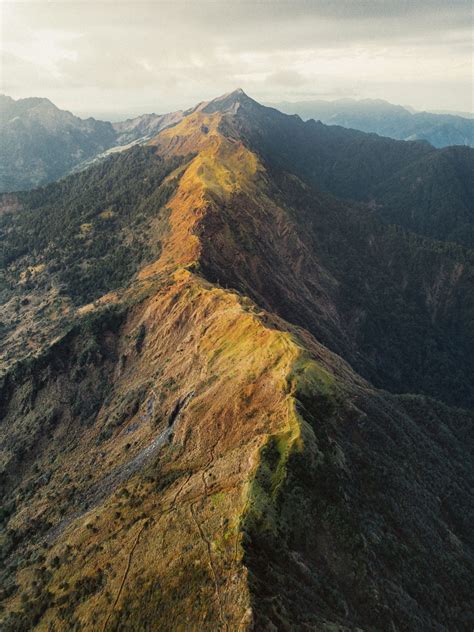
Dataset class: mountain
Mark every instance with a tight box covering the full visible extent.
[0,95,118,192]
[0,90,473,631]
[431,109,474,119]
[0,95,186,192]
[270,97,474,149]
[112,111,185,146]
[237,99,474,249]
[2,92,472,197]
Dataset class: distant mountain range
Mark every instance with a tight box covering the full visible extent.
[0,95,184,192]
[0,95,117,192]
[269,97,473,148]
[1,93,473,193]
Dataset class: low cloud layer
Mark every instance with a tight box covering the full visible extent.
[1,1,472,119]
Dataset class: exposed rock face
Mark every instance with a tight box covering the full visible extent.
[0,91,473,631]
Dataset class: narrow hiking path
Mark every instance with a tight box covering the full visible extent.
[100,409,233,631]
[190,500,228,632]
[101,467,195,631]
[101,519,147,632]
[189,432,229,631]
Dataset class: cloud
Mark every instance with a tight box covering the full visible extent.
[1,1,472,117]
[265,70,307,87]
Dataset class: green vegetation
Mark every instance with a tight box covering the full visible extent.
[233,98,474,247]
[0,146,187,305]
[244,378,474,631]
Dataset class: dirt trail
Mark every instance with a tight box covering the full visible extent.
[188,431,230,631]
[190,501,228,631]
[101,519,147,632]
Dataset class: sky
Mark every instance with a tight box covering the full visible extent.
[0,0,472,120]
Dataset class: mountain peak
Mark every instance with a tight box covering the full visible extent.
[194,88,260,115]
[229,87,246,96]
[211,87,251,102]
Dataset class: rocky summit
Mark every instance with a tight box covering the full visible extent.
[0,91,473,631]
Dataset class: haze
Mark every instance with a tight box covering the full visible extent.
[1,0,472,120]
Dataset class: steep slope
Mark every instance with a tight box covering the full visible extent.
[0,95,186,192]
[235,93,474,249]
[157,92,473,408]
[271,97,474,148]
[199,162,474,407]
[112,111,184,146]
[0,95,117,192]
[371,145,474,246]
[0,91,473,631]
[0,270,308,631]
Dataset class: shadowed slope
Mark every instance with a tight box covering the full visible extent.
[226,91,474,249]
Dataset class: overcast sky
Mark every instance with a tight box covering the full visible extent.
[1,0,472,120]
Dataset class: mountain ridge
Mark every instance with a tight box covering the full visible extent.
[2,90,472,193]
[0,90,473,631]
[0,94,117,192]
[269,96,474,148]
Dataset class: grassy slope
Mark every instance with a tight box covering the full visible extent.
[1,268,308,630]
[0,115,312,630]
